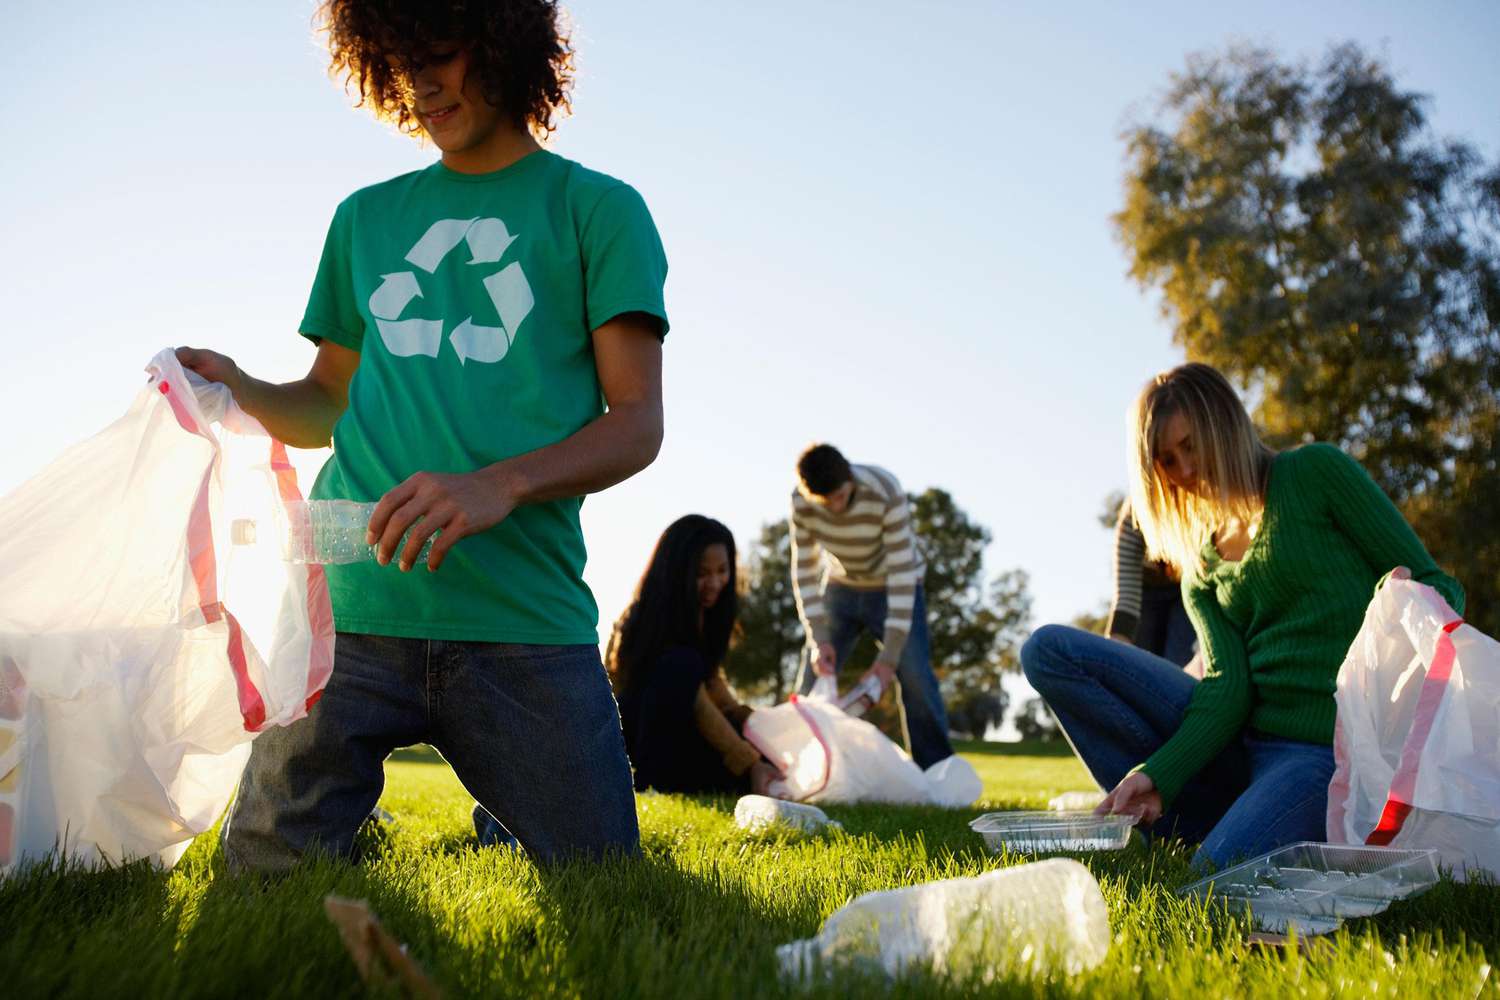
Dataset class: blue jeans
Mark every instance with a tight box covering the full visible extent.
[1020,624,1334,870]
[796,582,954,769]
[222,633,640,872]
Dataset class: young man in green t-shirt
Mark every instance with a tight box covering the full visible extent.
[178,0,666,870]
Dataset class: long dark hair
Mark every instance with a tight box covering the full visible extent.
[607,515,738,694]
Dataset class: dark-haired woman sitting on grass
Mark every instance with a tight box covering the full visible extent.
[1022,363,1464,870]
[608,515,782,795]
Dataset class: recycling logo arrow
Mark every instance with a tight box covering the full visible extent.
[367,216,535,364]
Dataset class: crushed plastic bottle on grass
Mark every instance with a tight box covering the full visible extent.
[734,795,842,833]
[778,858,1110,983]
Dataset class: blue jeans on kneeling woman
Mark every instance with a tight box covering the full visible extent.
[1020,623,1334,871]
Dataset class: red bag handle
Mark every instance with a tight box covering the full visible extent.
[1365,619,1465,845]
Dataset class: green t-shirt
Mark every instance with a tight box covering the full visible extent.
[300,150,669,643]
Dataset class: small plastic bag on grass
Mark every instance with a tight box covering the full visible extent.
[0,349,334,874]
[1326,578,1500,880]
[743,694,981,806]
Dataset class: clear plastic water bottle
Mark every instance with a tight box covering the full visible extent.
[735,795,842,833]
[835,673,884,716]
[276,500,435,566]
[777,858,1111,982]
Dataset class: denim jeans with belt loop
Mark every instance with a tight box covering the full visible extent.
[222,632,640,872]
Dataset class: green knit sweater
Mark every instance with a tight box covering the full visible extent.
[1140,443,1465,806]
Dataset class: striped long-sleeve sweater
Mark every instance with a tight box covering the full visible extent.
[1105,500,1177,640]
[789,464,925,663]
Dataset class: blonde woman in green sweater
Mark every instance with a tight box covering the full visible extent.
[1022,363,1464,869]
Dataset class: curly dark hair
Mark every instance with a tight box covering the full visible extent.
[315,0,574,137]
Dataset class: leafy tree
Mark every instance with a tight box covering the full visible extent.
[1098,490,1127,530]
[1013,697,1063,743]
[721,520,801,700]
[947,689,1008,741]
[911,491,1030,730]
[1116,42,1500,634]
[1012,606,1107,743]
[1071,604,1109,637]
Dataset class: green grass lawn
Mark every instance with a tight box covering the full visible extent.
[3,740,1495,998]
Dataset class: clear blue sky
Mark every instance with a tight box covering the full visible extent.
[4,1,1497,712]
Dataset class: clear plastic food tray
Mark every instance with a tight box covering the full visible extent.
[1178,842,1440,935]
[969,810,1135,853]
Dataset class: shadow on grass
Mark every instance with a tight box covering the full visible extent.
[523,852,839,998]
[0,855,177,997]
[44,805,1494,999]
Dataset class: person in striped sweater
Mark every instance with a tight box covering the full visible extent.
[789,444,956,769]
[1022,363,1464,870]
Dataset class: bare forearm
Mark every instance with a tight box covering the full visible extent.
[489,400,663,506]
[234,373,347,449]
[176,343,354,449]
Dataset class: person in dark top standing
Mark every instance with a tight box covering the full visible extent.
[1106,500,1196,668]
[608,516,781,795]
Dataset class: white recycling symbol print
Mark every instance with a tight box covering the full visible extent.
[368,217,535,365]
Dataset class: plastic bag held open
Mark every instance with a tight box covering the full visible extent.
[744,689,981,807]
[0,349,334,874]
[1327,578,1500,880]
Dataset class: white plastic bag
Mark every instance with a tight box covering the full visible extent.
[1327,578,1500,880]
[0,349,334,874]
[743,694,981,807]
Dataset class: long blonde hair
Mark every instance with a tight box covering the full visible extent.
[1127,363,1276,578]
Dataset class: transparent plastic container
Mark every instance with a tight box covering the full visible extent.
[777,858,1110,982]
[233,500,434,566]
[735,795,841,833]
[1048,791,1105,812]
[1178,842,1441,935]
[970,810,1135,854]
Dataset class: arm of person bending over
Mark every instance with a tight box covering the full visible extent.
[1096,582,1253,824]
[704,668,753,728]
[1306,444,1466,614]
[789,501,836,675]
[369,312,664,571]
[696,670,781,793]
[692,688,760,773]
[1106,502,1146,643]
[175,340,358,449]
[867,480,920,686]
